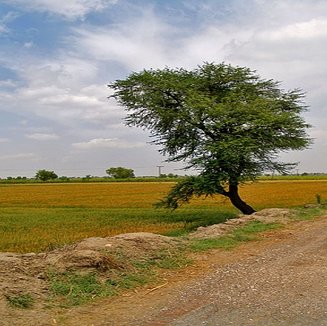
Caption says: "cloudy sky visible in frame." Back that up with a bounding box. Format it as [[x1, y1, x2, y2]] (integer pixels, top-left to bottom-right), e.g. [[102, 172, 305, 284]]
[[0, 0, 326, 178]]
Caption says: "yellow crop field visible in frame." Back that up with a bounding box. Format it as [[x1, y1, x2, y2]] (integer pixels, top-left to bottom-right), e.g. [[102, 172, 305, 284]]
[[0, 180, 326, 208], [0, 182, 173, 208], [0, 181, 326, 253]]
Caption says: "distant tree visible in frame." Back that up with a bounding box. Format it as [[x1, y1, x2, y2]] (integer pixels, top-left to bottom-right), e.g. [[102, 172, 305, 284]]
[[159, 173, 179, 178], [106, 167, 135, 179], [109, 62, 311, 214], [59, 176, 70, 182], [35, 169, 58, 181]]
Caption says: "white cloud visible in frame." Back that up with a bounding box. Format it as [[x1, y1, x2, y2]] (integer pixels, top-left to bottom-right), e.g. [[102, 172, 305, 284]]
[[72, 138, 144, 149], [263, 19, 327, 41], [0, 138, 10, 143], [4, 0, 118, 20], [19, 58, 99, 88], [23, 42, 34, 48], [71, 11, 178, 70], [0, 55, 123, 126], [25, 133, 60, 140], [0, 153, 36, 161], [1, 0, 327, 174], [0, 11, 19, 34], [0, 25, 7, 34], [0, 80, 17, 88]]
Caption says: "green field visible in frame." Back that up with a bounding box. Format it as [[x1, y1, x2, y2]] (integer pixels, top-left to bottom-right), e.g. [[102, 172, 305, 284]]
[[0, 181, 326, 253]]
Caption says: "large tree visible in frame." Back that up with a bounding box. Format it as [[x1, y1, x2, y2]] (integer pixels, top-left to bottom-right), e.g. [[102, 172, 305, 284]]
[[109, 63, 311, 214], [106, 167, 135, 179], [35, 169, 58, 181]]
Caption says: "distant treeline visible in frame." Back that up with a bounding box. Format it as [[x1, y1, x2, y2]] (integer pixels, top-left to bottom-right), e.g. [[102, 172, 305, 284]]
[[259, 173, 327, 181], [0, 176, 184, 184], [0, 174, 327, 184]]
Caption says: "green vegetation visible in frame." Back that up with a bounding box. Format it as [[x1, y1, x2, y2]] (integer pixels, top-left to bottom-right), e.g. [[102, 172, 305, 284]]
[[0, 206, 236, 253], [4, 206, 325, 308], [190, 221, 282, 252], [47, 217, 313, 307], [1, 174, 327, 184], [47, 246, 191, 307], [0, 176, 183, 184], [258, 174, 327, 181], [106, 167, 135, 179], [48, 271, 115, 306], [316, 193, 322, 205], [293, 206, 326, 221], [110, 62, 311, 214], [5, 293, 34, 309], [35, 169, 58, 181], [0, 179, 326, 253]]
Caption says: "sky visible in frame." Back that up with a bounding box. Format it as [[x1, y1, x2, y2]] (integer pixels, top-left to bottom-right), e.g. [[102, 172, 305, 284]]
[[0, 0, 326, 178]]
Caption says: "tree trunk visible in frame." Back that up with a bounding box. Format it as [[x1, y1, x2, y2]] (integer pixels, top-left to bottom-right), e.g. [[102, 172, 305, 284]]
[[226, 184, 256, 215]]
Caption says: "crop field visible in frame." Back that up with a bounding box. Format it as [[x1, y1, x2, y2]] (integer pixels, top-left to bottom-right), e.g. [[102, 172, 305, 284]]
[[0, 180, 326, 253]]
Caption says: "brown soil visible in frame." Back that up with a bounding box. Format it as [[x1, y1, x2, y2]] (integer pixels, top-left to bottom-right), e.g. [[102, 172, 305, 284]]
[[1, 208, 326, 325]]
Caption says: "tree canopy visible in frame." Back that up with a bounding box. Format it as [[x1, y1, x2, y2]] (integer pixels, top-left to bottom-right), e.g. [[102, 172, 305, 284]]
[[35, 169, 58, 181], [109, 63, 311, 214], [106, 167, 135, 179]]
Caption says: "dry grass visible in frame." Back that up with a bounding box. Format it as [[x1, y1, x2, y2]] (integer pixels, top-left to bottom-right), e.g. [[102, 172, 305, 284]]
[[0, 180, 326, 209], [0, 182, 172, 208], [188, 180, 327, 209]]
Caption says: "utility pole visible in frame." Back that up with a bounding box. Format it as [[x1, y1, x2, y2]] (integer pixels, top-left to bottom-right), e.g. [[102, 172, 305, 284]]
[[157, 165, 164, 177]]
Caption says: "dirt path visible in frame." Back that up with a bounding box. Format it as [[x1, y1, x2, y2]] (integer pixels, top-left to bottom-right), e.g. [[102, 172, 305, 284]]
[[1, 214, 326, 326], [58, 215, 327, 326]]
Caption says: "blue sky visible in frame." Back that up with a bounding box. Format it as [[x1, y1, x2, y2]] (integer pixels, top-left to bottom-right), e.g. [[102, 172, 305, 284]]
[[0, 0, 326, 177]]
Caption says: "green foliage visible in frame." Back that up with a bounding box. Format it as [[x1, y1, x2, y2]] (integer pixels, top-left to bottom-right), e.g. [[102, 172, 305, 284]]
[[106, 167, 135, 179], [110, 62, 311, 213], [156, 175, 226, 209], [35, 169, 58, 181], [5, 293, 34, 309]]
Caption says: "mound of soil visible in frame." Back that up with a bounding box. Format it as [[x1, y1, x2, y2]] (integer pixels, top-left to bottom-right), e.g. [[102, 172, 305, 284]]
[[190, 208, 295, 239], [0, 233, 182, 308], [0, 208, 299, 325], [45, 232, 182, 273], [1, 209, 295, 300]]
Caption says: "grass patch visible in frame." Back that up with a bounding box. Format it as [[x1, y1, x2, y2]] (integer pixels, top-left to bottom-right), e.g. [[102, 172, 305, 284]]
[[0, 207, 236, 253], [47, 248, 191, 306], [118, 273, 151, 289], [155, 248, 192, 269], [6, 293, 34, 309], [190, 237, 239, 251], [190, 221, 282, 252], [294, 207, 326, 221], [48, 271, 116, 306]]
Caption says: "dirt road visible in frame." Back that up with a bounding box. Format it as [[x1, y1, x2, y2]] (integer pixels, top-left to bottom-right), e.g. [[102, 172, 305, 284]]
[[63, 215, 327, 326]]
